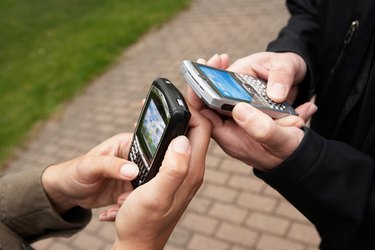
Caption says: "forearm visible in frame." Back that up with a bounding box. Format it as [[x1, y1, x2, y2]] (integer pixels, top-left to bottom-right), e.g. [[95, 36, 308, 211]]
[[0, 167, 91, 243], [267, 0, 320, 104], [255, 128, 375, 249], [268, 0, 320, 59]]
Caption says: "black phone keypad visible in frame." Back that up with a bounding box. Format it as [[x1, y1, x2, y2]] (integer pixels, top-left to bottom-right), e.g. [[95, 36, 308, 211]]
[[235, 73, 287, 111], [129, 137, 149, 186]]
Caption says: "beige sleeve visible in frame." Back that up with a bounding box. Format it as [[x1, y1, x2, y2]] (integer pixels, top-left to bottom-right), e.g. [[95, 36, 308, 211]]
[[0, 167, 92, 248]]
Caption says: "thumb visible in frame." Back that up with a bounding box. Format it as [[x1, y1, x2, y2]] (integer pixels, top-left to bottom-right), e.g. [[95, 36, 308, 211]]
[[205, 54, 229, 69], [146, 136, 191, 201], [266, 64, 295, 103], [232, 103, 303, 157]]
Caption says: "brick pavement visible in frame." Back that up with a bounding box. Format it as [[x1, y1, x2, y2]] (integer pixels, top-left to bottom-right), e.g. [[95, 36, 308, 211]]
[[4, 0, 321, 249]]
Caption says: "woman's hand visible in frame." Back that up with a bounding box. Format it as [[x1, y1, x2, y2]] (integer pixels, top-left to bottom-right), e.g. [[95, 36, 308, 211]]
[[41, 133, 139, 214]]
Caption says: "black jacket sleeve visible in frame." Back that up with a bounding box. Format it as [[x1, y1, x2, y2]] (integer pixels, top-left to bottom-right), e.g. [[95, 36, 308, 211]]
[[255, 128, 375, 250], [267, 0, 320, 105]]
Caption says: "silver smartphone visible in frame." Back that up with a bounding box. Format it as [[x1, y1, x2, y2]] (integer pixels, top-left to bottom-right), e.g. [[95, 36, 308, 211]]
[[181, 60, 297, 118]]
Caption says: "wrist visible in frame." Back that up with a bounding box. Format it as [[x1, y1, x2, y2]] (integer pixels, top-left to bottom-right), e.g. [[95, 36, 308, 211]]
[[41, 164, 76, 214]]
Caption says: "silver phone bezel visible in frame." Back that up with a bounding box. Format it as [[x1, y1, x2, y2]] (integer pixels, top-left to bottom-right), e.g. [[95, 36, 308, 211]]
[[181, 60, 296, 118]]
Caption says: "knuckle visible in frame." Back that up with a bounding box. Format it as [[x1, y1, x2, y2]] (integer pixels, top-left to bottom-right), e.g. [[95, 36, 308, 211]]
[[187, 167, 204, 191], [79, 155, 94, 168], [193, 175, 204, 189], [76, 155, 96, 176], [272, 61, 294, 73], [142, 195, 167, 213], [233, 57, 249, 66], [252, 121, 275, 142], [183, 178, 203, 202], [166, 163, 188, 180], [202, 117, 213, 131], [161, 156, 189, 181]]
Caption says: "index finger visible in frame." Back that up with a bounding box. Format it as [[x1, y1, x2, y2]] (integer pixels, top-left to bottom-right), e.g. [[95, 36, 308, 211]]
[[232, 103, 304, 160], [183, 107, 212, 196], [186, 84, 205, 110], [87, 133, 133, 158]]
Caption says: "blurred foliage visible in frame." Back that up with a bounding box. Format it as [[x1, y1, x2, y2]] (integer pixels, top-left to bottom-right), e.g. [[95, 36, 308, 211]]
[[0, 0, 190, 166]]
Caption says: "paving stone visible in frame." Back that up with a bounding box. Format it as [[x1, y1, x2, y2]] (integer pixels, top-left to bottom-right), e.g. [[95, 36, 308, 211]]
[[256, 234, 305, 250], [216, 223, 259, 248], [230, 246, 249, 250], [164, 245, 187, 250], [188, 235, 230, 250], [219, 158, 253, 175], [237, 192, 278, 213], [180, 213, 219, 235], [287, 222, 320, 246], [202, 184, 239, 203], [187, 196, 212, 214], [208, 202, 248, 224], [276, 200, 310, 222], [72, 233, 104, 250], [228, 173, 265, 193], [263, 185, 284, 198], [167, 227, 192, 246], [246, 212, 290, 235], [204, 168, 231, 185]]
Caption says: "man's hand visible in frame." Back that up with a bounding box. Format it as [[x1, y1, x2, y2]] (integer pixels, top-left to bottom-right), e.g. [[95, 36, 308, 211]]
[[188, 53, 316, 171], [202, 102, 305, 171], [198, 52, 306, 103], [230, 52, 307, 103]]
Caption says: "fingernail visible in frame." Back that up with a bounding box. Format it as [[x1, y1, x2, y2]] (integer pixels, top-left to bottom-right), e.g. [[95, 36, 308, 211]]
[[197, 58, 206, 64], [120, 163, 139, 178], [268, 83, 287, 100], [307, 104, 318, 116], [172, 136, 190, 154], [108, 211, 118, 220], [233, 103, 254, 122]]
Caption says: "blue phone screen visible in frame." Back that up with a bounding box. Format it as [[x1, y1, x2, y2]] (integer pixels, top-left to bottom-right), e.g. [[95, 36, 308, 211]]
[[140, 99, 166, 158], [198, 65, 253, 102]]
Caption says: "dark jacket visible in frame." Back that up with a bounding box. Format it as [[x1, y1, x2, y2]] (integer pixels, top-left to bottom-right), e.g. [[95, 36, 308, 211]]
[[256, 0, 375, 249], [0, 168, 91, 250]]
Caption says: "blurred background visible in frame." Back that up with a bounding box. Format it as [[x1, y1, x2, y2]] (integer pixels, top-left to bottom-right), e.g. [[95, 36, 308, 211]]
[[0, 0, 190, 168]]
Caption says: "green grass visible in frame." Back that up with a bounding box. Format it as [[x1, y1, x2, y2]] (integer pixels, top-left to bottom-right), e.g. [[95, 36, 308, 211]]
[[0, 0, 190, 167]]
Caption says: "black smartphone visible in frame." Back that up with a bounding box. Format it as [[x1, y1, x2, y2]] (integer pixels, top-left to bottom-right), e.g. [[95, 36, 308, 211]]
[[181, 60, 297, 118], [128, 78, 191, 188]]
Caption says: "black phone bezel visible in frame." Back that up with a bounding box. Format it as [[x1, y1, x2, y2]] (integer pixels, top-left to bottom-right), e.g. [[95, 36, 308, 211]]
[[130, 78, 191, 188]]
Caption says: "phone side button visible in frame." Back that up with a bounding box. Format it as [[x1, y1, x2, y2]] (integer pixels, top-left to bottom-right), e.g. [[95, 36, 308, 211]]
[[221, 104, 234, 112]]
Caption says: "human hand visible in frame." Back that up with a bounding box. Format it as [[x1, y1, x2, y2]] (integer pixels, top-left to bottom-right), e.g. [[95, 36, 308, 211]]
[[187, 54, 316, 171], [41, 133, 139, 215], [199, 52, 307, 104], [109, 109, 211, 250], [202, 102, 310, 171], [189, 53, 316, 126]]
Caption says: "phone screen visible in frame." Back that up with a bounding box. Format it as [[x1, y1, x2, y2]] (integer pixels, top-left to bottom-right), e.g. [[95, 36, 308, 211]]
[[198, 64, 253, 102], [137, 95, 168, 165]]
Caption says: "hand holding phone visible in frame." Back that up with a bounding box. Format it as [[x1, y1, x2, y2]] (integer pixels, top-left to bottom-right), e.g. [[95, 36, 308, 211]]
[[181, 60, 297, 118], [128, 78, 191, 188]]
